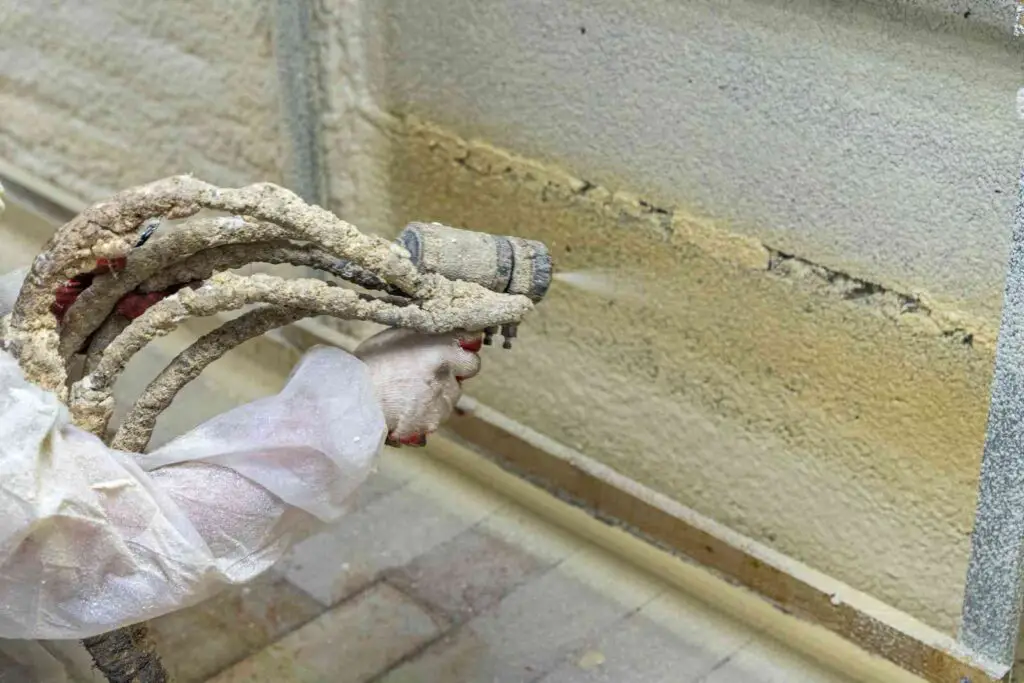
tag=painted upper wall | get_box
[383,0,1024,322]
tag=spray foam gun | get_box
[394,222,553,348]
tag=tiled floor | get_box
[141,445,859,683]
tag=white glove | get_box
[355,327,483,447]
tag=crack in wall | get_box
[396,115,995,352]
[764,249,980,348]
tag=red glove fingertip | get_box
[387,432,428,447]
[116,291,169,320]
[52,279,89,321]
[399,433,428,447]
[94,256,127,273]
[458,337,483,353]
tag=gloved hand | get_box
[354,327,483,448]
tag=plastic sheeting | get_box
[0,270,386,641]
[0,266,26,315]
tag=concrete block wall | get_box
[0,0,288,198]
[325,0,1024,634]
[2,0,1021,636]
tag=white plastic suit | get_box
[0,266,481,680]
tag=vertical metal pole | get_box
[960,155,1024,670]
[271,0,326,207]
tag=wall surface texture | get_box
[0,0,287,199]
[1,0,1022,638]
[383,0,1023,321]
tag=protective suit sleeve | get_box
[0,266,386,638]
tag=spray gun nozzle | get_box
[483,326,497,346]
[500,323,518,349]
[396,223,552,350]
